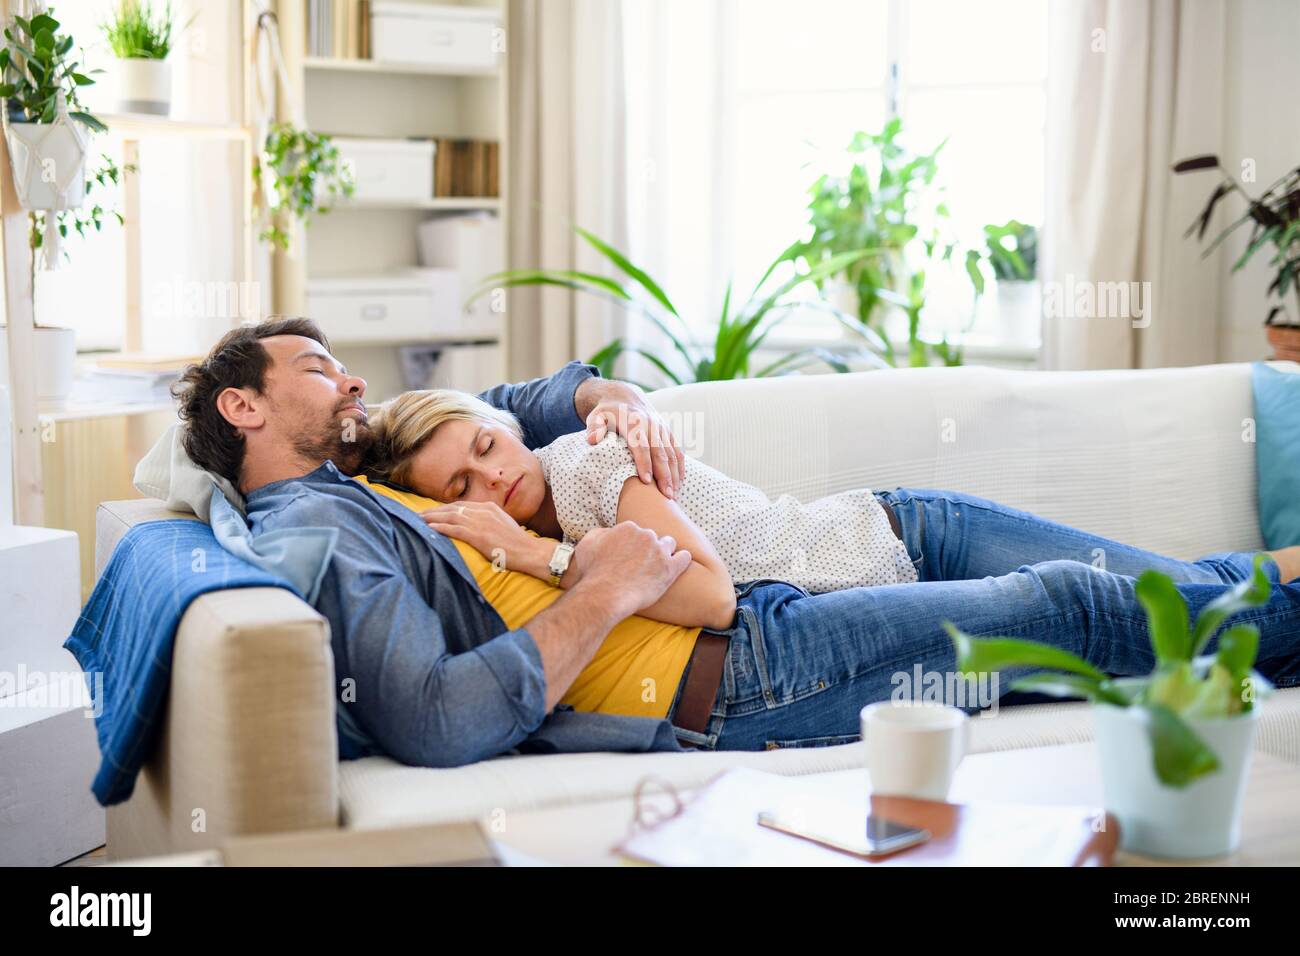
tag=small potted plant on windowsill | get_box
[100,0,187,116]
[1175,154,1300,361]
[946,555,1275,860]
[981,219,1038,342]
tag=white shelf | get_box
[335,197,501,212]
[99,112,251,142]
[38,397,178,424]
[305,56,501,78]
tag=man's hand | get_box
[567,522,693,618]
[576,378,686,499]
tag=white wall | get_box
[1219,0,1300,362]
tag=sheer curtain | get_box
[505,0,630,379]
[1041,0,1227,370]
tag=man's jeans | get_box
[666,488,1300,751]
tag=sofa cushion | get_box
[647,363,1296,560]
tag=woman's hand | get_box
[421,501,551,575]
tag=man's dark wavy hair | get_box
[172,317,331,484]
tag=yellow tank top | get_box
[352,476,700,719]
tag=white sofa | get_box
[95,362,1300,857]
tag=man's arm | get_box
[303,497,689,768]
[476,360,598,450]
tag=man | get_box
[175,317,1300,764]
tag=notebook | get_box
[615,768,1119,867]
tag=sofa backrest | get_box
[647,362,1282,560]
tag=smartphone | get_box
[757,807,931,859]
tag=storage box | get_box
[307,269,460,344]
[428,343,504,393]
[335,137,435,202]
[417,213,504,334]
[370,2,502,70]
[0,526,80,699]
[0,679,104,866]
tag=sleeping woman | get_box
[364,388,1300,632]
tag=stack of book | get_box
[433,139,499,198]
[66,354,197,407]
[308,0,371,59]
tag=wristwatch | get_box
[548,539,576,587]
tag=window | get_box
[624,0,1047,356]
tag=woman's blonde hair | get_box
[368,389,523,487]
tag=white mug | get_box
[860,701,971,801]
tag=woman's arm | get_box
[613,477,737,630]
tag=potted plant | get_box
[471,224,888,389]
[253,121,354,251]
[1,8,107,402]
[101,0,187,116]
[1,8,106,209]
[788,118,986,368]
[1175,154,1300,361]
[945,554,1275,860]
[977,220,1039,347]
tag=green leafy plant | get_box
[0,9,105,131]
[471,225,888,390]
[945,554,1275,788]
[982,220,1037,282]
[1174,154,1300,328]
[788,117,984,368]
[252,121,354,250]
[29,152,135,259]
[101,0,185,60]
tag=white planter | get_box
[33,327,77,403]
[1093,690,1259,860]
[4,121,88,211]
[110,58,172,116]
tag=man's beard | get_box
[292,401,376,475]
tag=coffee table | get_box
[486,741,1300,866]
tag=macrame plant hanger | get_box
[251,6,306,243]
[1,0,91,267]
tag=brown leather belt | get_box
[672,631,730,740]
[672,497,902,744]
[879,496,903,541]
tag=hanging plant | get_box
[29,152,136,263]
[252,121,354,251]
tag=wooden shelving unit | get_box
[304,54,501,78]
[0,0,258,525]
[275,0,509,403]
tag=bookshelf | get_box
[274,0,509,404]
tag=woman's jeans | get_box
[666,487,1300,752]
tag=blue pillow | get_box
[1252,362,1300,549]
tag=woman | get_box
[367,388,1300,631]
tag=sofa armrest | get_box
[107,587,340,860]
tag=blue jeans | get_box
[666,488,1300,751]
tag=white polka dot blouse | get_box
[533,432,918,593]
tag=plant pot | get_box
[1266,324,1300,363]
[33,326,77,403]
[110,58,172,116]
[4,121,88,211]
[1092,693,1259,859]
[993,279,1042,344]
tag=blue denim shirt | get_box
[244,361,686,767]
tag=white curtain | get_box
[1042,0,1227,370]
[506,0,630,379]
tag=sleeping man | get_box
[171,317,1300,765]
